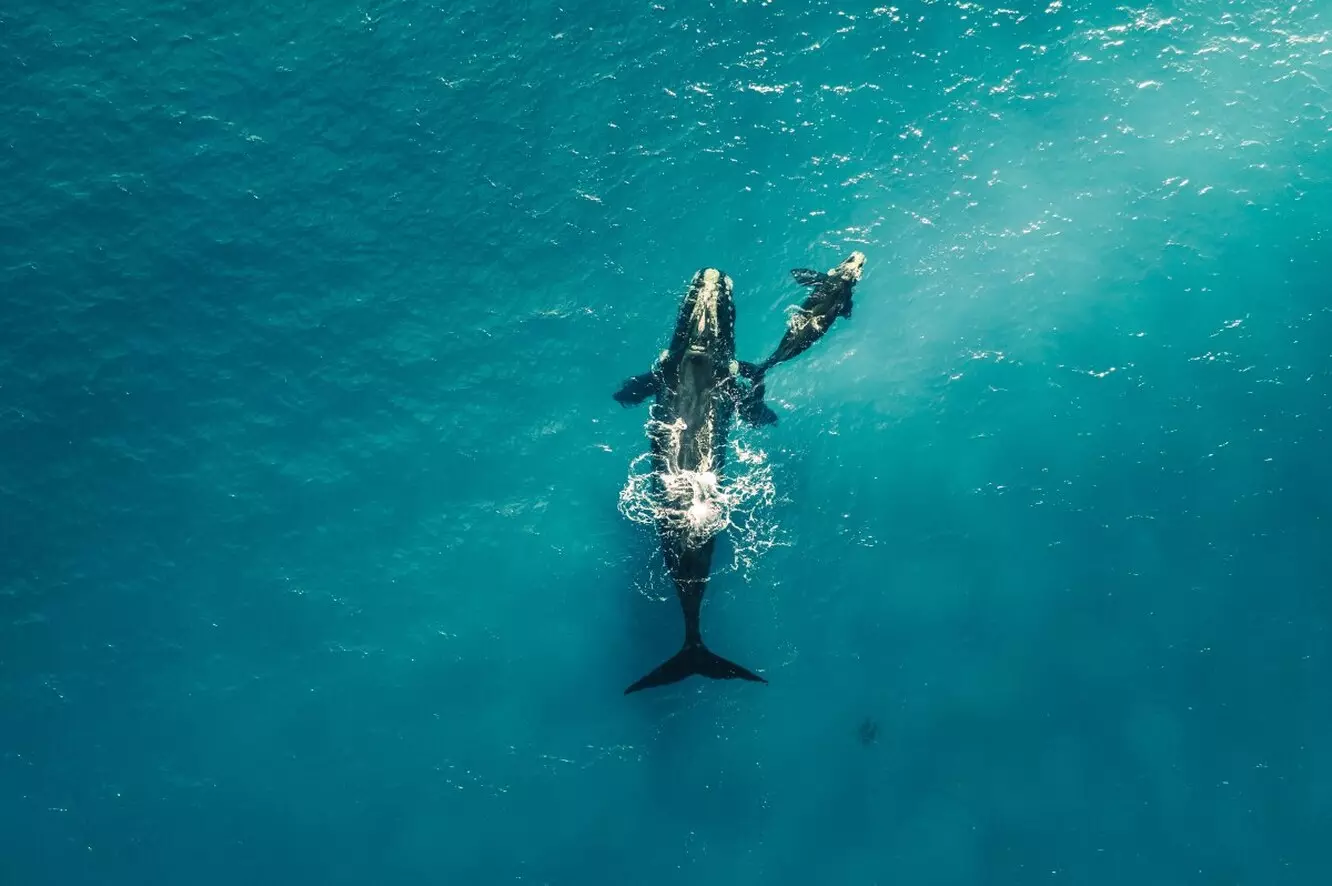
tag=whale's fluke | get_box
[624,640,766,695]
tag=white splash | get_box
[617,428,783,573]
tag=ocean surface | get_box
[2,1,1330,883]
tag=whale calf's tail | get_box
[624,640,767,695]
[736,361,779,426]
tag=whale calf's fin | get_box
[790,268,827,286]
[614,372,659,407]
[624,641,767,695]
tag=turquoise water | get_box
[2,0,1330,882]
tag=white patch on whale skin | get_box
[785,307,822,334]
[690,268,724,336]
[829,250,867,282]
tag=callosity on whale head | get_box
[668,268,736,362]
[832,251,866,282]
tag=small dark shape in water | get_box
[858,716,879,745]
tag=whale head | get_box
[668,267,736,364]
[832,251,866,283]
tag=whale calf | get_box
[613,268,772,694]
[754,250,867,374]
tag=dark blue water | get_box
[3,1,1329,883]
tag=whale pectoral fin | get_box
[741,394,779,427]
[613,372,658,407]
[791,268,826,287]
[742,402,778,428]
[839,297,853,319]
[736,365,778,427]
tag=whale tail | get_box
[624,640,767,695]
[738,359,769,381]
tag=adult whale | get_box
[752,250,867,375]
[612,268,772,694]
